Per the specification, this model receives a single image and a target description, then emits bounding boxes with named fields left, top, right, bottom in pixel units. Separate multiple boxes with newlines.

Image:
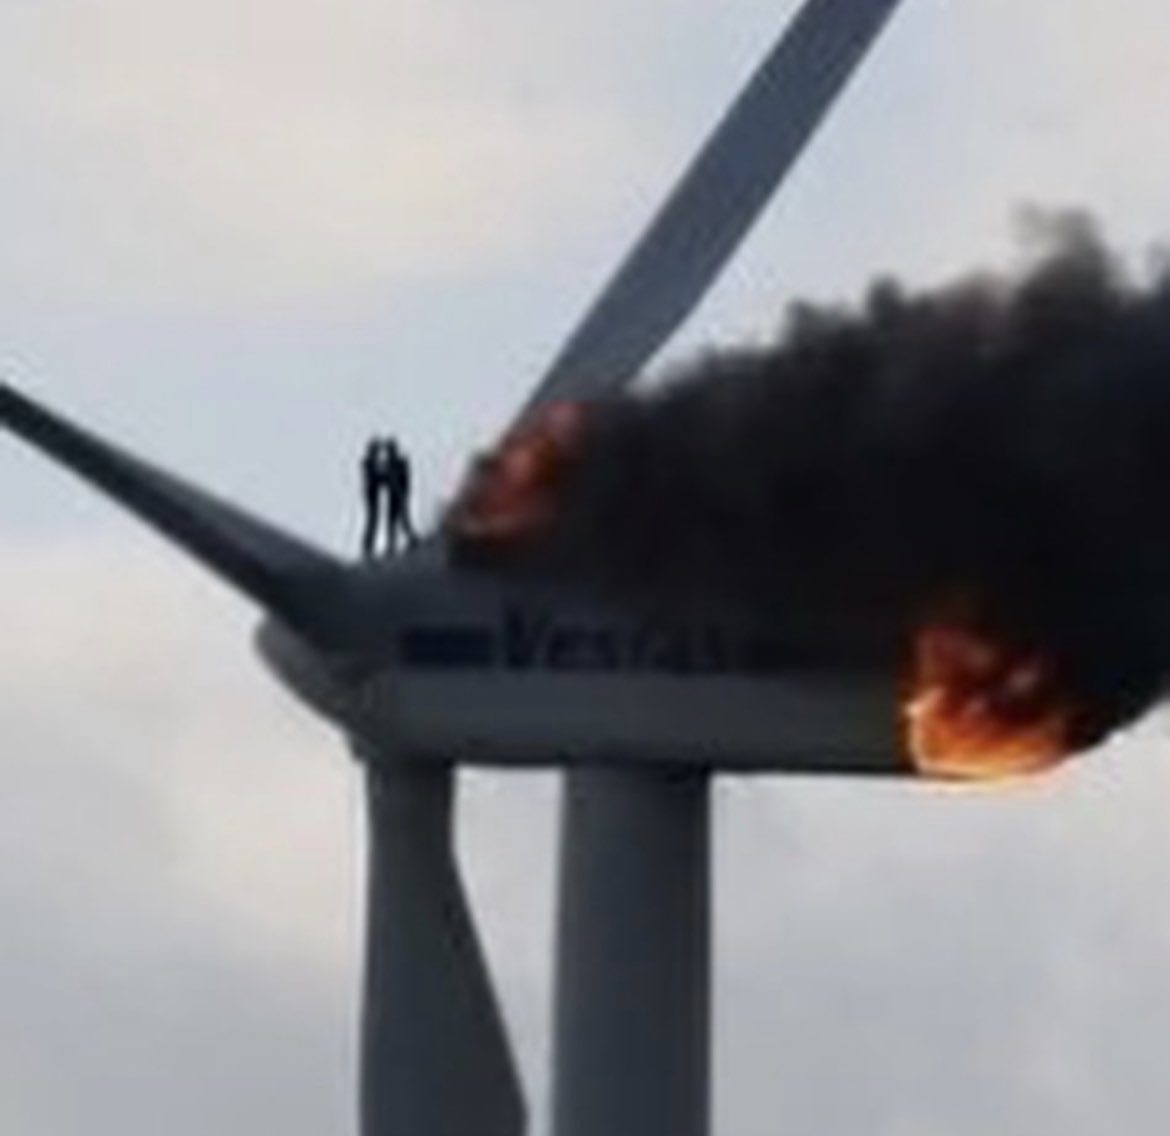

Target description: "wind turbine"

left=0, top=1, right=910, bottom=1133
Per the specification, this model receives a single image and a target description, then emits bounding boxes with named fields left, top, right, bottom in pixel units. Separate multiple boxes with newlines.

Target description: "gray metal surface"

left=553, top=768, right=711, bottom=1136
left=360, top=760, right=526, bottom=1136
left=258, top=588, right=909, bottom=777
left=516, top=0, right=907, bottom=422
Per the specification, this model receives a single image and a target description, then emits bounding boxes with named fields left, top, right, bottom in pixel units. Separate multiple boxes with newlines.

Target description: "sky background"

left=6, top=1, right=1170, bottom=1133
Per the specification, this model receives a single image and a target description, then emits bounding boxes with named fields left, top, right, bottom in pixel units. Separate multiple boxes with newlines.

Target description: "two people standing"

left=361, top=436, right=416, bottom=558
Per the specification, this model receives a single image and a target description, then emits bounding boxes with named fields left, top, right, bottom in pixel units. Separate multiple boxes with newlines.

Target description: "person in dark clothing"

left=361, top=437, right=389, bottom=559
left=361, top=436, right=416, bottom=558
left=384, top=438, right=417, bottom=553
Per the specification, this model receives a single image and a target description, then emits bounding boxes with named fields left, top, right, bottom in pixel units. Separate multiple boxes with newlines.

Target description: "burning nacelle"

left=450, top=220, right=1170, bottom=781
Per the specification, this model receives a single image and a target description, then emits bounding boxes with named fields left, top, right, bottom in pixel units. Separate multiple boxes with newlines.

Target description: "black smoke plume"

left=454, top=215, right=1170, bottom=751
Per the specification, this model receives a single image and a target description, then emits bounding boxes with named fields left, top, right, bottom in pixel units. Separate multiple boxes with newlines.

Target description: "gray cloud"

left=0, top=0, right=660, bottom=305
left=715, top=745, right=1170, bottom=1136
left=0, top=542, right=357, bottom=1132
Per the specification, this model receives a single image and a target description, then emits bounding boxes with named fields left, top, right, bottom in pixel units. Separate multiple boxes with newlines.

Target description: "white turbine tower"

left=1, top=1, right=910, bottom=1133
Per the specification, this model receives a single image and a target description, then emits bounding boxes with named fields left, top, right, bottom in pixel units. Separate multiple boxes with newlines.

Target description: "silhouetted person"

left=361, top=436, right=416, bottom=558
left=385, top=437, right=416, bottom=553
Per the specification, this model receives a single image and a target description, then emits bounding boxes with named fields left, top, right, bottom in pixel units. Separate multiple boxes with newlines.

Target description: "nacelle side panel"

left=370, top=670, right=906, bottom=775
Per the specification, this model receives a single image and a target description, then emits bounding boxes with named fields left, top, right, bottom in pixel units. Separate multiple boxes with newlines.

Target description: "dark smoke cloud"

left=457, top=214, right=1170, bottom=750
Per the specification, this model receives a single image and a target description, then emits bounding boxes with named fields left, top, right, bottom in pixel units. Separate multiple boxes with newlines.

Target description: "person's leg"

left=362, top=485, right=380, bottom=558
left=385, top=491, right=402, bottom=555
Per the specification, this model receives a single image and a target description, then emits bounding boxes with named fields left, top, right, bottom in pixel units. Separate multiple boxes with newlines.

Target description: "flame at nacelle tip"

left=904, top=600, right=1078, bottom=782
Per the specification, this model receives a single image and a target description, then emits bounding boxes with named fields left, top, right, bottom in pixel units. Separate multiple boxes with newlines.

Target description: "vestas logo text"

left=399, top=610, right=799, bottom=675
left=503, top=607, right=741, bottom=674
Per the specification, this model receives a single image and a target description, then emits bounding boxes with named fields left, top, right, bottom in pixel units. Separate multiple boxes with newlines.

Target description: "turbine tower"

left=1, top=2, right=909, bottom=1133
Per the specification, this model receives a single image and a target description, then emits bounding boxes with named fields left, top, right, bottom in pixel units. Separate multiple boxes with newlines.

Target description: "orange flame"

left=451, top=402, right=587, bottom=543
left=905, top=604, right=1076, bottom=782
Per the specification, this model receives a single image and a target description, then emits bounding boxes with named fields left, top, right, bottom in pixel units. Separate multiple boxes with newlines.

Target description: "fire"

left=905, top=603, right=1076, bottom=782
left=449, top=402, right=587, bottom=543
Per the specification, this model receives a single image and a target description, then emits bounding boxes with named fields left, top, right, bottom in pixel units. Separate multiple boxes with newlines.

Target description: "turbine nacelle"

left=259, top=549, right=910, bottom=777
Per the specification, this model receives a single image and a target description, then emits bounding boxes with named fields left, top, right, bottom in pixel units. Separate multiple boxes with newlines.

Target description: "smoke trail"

left=454, top=214, right=1170, bottom=749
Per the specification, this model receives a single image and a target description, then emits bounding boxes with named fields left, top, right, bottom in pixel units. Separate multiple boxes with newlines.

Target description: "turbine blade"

left=1, top=383, right=346, bottom=629
left=361, top=765, right=527, bottom=1136
left=515, top=0, right=907, bottom=422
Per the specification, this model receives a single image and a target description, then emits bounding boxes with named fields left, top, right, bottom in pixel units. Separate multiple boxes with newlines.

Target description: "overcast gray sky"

left=6, top=1, right=1170, bottom=1133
